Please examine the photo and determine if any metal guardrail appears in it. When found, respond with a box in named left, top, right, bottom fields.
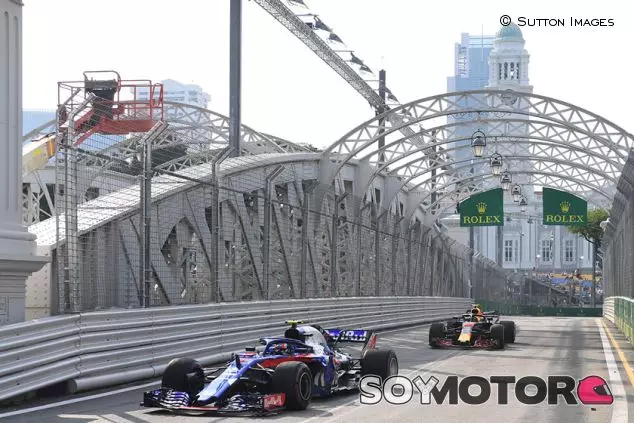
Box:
left=603, top=296, right=615, bottom=323
left=604, top=296, right=633, bottom=343
left=0, top=296, right=471, bottom=402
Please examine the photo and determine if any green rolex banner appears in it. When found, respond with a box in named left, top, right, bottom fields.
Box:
left=542, top=188, right=587, bottom=226
left=459, top=188, right=504, bottom=227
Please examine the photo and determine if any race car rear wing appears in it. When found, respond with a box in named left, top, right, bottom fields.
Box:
left=324, top=329, right=377, bottom=352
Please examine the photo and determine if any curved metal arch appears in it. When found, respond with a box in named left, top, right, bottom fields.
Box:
left=393, top=138, right=618, bottom=194
left=402, top=142, right=616, bottom=190
left=421, top=170, right=612, bottom=217
left=320, top=89, right=634, bottom=188
left=363, top=118, right=623, bottom=183
left=411, top=157, right=615, bottom=201
left=363, top=133, right=620, bottom=212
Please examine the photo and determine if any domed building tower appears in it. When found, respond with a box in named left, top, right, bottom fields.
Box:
left=486, top=23, right=532, bottom=92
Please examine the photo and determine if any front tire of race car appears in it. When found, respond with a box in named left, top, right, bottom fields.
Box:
left=272, top=361, right=312, bottom=411
left=490, top=324, right=505, bottom=350
left=428, top=322, right=445, bottom=348
left=161, top=357, right=205, bottom=397
left=361, top=349, right=398, bottom=379
left=499, top=320, right=516, bottom=343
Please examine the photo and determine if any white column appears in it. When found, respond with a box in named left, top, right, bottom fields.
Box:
left=0, top=0, right=48, bottom=324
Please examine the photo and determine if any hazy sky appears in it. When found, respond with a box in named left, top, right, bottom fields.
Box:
left=22, top=0, right=633, bottom=149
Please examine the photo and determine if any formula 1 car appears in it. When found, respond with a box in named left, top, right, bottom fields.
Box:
left=428, top=305, right=516, bottom=349
left=141, top=320, right=398, bottom=415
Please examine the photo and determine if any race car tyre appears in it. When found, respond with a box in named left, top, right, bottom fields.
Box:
left=490, top=324, right=505, bottom=349
left=161, top=357, right=205, bottom=397
left=361, top=349, right=398, bottom=379
left=272, top=361, right=312, bottom=410
left=499, top=320, right=516, bottom=343
left=428, top=322, right=446, bottom=347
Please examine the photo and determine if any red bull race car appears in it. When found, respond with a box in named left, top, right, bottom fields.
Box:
left=141, top=320, right=398, bottom=416
left=428, top=304, right=516, bottom=349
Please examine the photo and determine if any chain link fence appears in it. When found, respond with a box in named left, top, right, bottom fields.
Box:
left=602, top=149, right=634, bottom=299
left=28, top=80, right=514, bottom=315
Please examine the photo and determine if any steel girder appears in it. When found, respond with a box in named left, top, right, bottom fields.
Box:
left=354, top=123, right=622, bottom=216
left=252, top=0, right=450, bottom=168
left=318, top=89, right=633, bottom=221
left=425, top=171, right=614, bottom=217
left=22, top=102, right=313, bottom=225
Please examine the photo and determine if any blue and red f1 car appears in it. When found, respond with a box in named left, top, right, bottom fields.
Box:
left=141, top=321, right=398, bottom=415
left=428, top=305, right=517, bottom=349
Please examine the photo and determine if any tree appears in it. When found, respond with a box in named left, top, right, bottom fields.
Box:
left=567, top=208, right=609, bottom=307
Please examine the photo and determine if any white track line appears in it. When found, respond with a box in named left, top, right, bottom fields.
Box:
left=0, top=380, right=160, bottom=419
left=596, top=320, right=628, bottom=423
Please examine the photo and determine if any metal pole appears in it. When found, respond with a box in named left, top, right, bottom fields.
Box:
left=64, top=110, right=80, bottom=312
left=377, top=69, right=386, bottom=165
left=210, top=147, right=233, bottom=302
left=263, top=180, right=271, bottom=300
left=496, top=226, right=502, bottom=266
left=229, top=0, right=242, bottom=158
left=356, top=210, right=363, bottom=296
left=141, top=136, right=152, bottom=307
left=592, top=241, right=597, bottom=308
left=300, top=191, right=309, bottom=298
left=469, top=227, right=474, bottom=299
left=375, top=213, right=381, bottom=296
left=330, top=199, right=338, bottom=297
left=262, top=166, right=283, bottom=300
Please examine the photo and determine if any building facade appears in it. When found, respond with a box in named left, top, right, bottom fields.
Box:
left=443, top=23, right=594, bottom=275
left=446, top=32, right=495, bottom=164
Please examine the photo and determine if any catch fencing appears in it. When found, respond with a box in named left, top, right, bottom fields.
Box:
left=26, top=99, right=511, bottom=315
left=602, top=148, right=634, bottom=300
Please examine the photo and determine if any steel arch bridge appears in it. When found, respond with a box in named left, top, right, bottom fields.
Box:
left=21, top=102, right=314, bottom=225
left=316, top=89, right=632, bottom=219
left=24, top=89, right=631, bottom=317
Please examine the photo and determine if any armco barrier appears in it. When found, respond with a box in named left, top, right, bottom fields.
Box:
left=475, top=300, right=603, bottom=317
left=0, top=296, right=471, bottom=402
left=604, top=296, right=634, bottom=343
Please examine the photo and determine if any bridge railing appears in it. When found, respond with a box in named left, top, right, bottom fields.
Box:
left=0, top=296, right=470, bottom=403
left=26, top=116, right=511, bottom=316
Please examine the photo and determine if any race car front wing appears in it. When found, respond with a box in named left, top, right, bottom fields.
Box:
left=142, top=388, right=286, bottom=415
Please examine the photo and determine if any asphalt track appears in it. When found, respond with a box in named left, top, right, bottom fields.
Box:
left=1, top=317, right=633, bottom=422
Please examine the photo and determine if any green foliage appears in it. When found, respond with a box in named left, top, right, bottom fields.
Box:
left=567, top=208, right=609, bottom=246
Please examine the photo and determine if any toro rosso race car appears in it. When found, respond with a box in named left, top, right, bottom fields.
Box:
left=141, top=320, right=398, bottom=415
left=428, top=304, right=516, bottom=349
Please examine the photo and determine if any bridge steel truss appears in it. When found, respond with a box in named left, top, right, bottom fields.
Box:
left=21, top=102, right=312, bottom=226
left=25, top=101, right=509, bottom=318
left=317, top=89, right=633, bottom=219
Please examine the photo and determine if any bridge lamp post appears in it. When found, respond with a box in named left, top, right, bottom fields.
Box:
left=471, top=130, right=486, bottom=157
left=489, top=153, right=503, bottom=176
left=511, top=184, right=522, bottom=202
left=519, top=196, right=528, bottom=213
left=500, top=171, right=512, bottom=191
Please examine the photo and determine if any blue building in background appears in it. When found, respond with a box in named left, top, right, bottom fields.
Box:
left=446, top=33, right=495, bottom=164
